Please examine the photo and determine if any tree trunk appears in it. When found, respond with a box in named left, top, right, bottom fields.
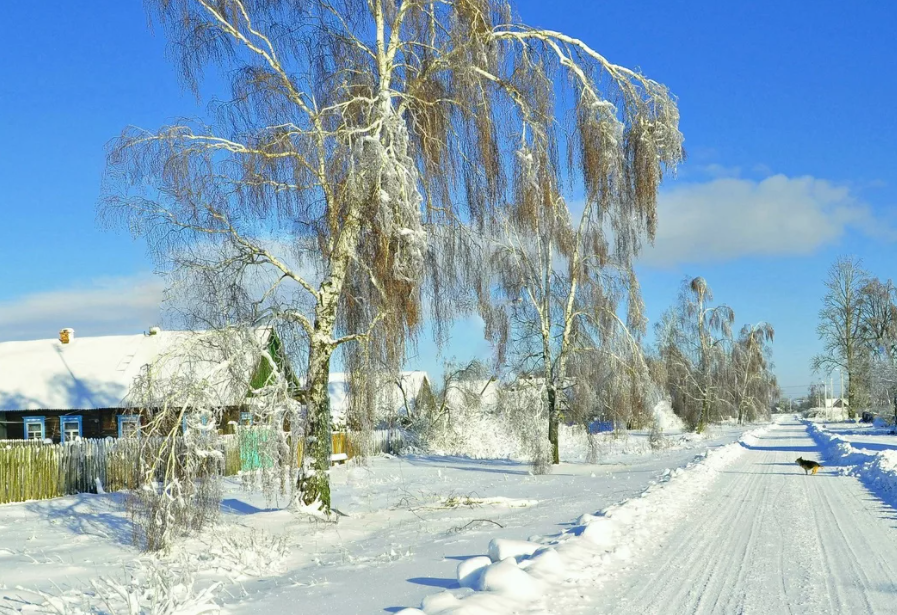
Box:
left=697, top=391, right=709, bottom=434
left=297, top=342, right=334, bottom=511
left=547, top=384, right=560, bottom=464
left=295, top=203, right=362, bottom=511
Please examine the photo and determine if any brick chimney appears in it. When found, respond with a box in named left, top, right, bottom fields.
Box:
left=59, top=328, right=74, bottom=344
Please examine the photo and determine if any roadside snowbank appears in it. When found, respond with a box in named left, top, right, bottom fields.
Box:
left=419, top=421, right=706, bottom=463
left=806, top=421, right=897, bottom=502
left=397, top=424, right=769, bottom=614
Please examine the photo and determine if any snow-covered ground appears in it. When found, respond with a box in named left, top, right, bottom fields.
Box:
left=578, top=417, right=897, bottom=615
left=11, top=417, right=895, bottom=614
left=809, top=420, right=897, bottom=455
left=0, top=425, right=751, bottom=614
left=805, top=419, right=897, bottom=510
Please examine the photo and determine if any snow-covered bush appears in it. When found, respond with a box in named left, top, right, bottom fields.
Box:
left=123, top=329, right=300, bottom=552
left=8, top=560, right=220, bottom=615
left=190, top=528, right=288, bottom=579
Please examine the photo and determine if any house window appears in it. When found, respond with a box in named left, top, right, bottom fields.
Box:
left=183, top=414, right=211, bottom=434
left=60, top=416, right=83, bottom=442
left=23, top=416, right=45, bottom=440
left=239, top=411, right=253, bottom=426
left=117, top=415, right=140, bottom=438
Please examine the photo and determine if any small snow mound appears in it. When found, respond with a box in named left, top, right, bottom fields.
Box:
left=478, top=558, right=543, bottom=599
left=522, top=548, right=565, bottom=582
left=457, top=556, right=492, bottom=589
left=487, top=538, right=542, bottom=562
left=576, top=513, right=599, bottom=525
left=603, top=504, right=635, bottom=525
left=582, top=518, right=617, bottom=548
left=396, top=610, right=427, bottom=615
left=421, top=591, right=461, bottom=612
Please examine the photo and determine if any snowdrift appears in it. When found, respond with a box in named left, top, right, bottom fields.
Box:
left=806, top=422, right=897, bottom=503
left=396, top=424, right=769, bottom=615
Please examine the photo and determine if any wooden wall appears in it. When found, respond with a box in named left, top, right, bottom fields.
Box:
left=3, top=407, right=247, bottom=441
left=3, top=409, right=122, bottom=442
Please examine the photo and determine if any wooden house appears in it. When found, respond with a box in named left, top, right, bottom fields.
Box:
left=0, top=327, right=297, bottom=442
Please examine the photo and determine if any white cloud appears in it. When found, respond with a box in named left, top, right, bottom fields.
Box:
left=0, top=274, right=164, bottom=341
left=640, top=174, right=894, bottom=267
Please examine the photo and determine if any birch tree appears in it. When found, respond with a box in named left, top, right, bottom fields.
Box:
left=858, top=277, right=897, bottom=411
left=103, top=0, right=682, bottom=510
left=480, top=46, right=683, bottom=463
left=812, top=256, right=869, bottom=415
left=655, top=277, right=734, bottom=432
left=726, top=322, right=776, bottom=424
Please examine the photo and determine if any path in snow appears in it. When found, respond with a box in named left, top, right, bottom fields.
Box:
left=591, top=418, right=897, bottom=615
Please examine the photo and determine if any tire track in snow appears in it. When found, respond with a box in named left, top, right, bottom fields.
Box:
left=594, top=439, right=762, bottom=614
left=590, top=419, right=897, bottom=615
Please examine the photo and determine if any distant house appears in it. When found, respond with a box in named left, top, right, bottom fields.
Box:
left=327, top=371, right=432, bottom=428
left=0, top=327, right=294, bottom=442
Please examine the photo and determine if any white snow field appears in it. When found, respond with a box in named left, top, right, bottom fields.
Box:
left=0, top=425, right=750, bottom=614
left=8, top=417, right=897, bottom=614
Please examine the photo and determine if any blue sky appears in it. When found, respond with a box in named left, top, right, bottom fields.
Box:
left=1, top=2, right=895, bottom=399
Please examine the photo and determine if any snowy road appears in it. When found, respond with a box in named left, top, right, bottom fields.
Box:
left=592, top=418, right=897, bottom=615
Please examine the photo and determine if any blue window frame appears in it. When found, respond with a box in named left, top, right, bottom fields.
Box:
left=183, top=414, right=211, bottom=434
left=23, top=416, right=45, bottom=440
left=239, top=411, right=252, bottom=426
left=117, top=415, right=140, bottom=438
left=60, top=415, right=83, bottom=442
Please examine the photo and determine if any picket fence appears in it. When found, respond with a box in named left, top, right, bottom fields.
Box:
left=0, top=429, right=406, bottom=506
left=0, top=437, right=242, bottom=506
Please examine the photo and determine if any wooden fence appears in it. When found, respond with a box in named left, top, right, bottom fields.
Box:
left=0, top=431, right=364, bottom=505
left=0, top=437, right=242, bottom=506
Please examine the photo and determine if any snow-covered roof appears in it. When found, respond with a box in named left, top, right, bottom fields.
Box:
left=327, top=371, right=431, bottom=425
left=0, top=329, right=272, bottom=412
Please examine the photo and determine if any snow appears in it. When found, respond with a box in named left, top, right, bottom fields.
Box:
left=0, top=424, right=751, bottom=614
left=805, top=419, right=897, bottom=506
left=12, top=416, right=894, bottom=614
left=651, top=399, right=685, bottom=432
left=401, top=423, right=770, bottom=614
left=0, top=328, right=272, bottom=411
left=457, top=555, right=492, bottom=588
left=415, top=417, right=708, bottom=462
left=487, top=538, right=542, bottom=562
left=327, top=370, right=431, bottom=426
left=573, top=416, right=897, bottom=614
